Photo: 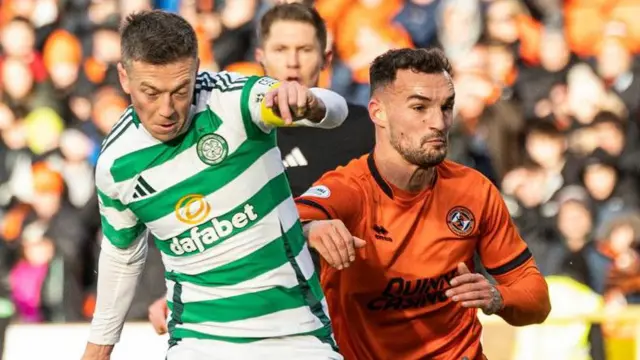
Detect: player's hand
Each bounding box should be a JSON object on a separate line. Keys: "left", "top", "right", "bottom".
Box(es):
{"left": 303, "top": 219, "right": 366, "bottom": 270}
{"left": 445, "top": 262, "right": 503, "bottom": 315}
{"left": 264, "top": 81, "right": 318, "bottom": 125}
{"left": 148, "top": 297, "right": 168, "bottom": 335}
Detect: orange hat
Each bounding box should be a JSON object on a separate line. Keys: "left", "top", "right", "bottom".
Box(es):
{"left": 32, "top": 162, "right": 64, "bottom": 194}
{"left": 42, "top": 29, "right": 82, "bottom": 71}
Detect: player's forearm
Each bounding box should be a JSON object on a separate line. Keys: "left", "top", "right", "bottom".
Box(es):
{"left": 81, "top": 343, "right": 113, "bottom": 360}
{"left": 88, "top": 236, "right": 147, "bottom": 345}
{"left": 295, "top": 88, "right": 348, "bottom": 129}
{"left": 494, "top": 259, "right": 551, "bottom": 326}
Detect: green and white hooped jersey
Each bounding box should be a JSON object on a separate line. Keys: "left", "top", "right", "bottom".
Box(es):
{"left": 95, "top": 71, "right": 335, "bottom": 348}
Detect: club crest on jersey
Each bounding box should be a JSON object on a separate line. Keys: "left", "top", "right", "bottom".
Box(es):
{"left": 446, "top": 206, "right": 475, "bottom": 237}
{"left": 197, "top": 133, "right": 228, "bottom": 165}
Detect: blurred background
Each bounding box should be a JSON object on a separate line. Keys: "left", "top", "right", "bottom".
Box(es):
{"left": 0, "top": 0, "right": 639, "bottom": 359}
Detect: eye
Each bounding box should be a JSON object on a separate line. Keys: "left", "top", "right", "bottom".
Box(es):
{"left": 412, "top": 105, "right": 425, "bottom": 112}
{"left": 174, "top": 90, "right": 189, "bottom": 98}
{"left": 442, "top": 104, "right": 454, "bottom": 112}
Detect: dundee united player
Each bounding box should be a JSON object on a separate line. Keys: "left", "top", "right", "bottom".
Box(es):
{"left": 147, "top": 3, "right": 375, "bottom": 335}
{"left": 295, "top": 48, "right": 551, "bottom": 360}
{"left": 82, "top": 10, "right": 347, "bottom": 360}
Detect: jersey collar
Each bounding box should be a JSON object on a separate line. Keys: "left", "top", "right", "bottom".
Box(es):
{"left": 367, "top": 151, "right": 394, "bottom": 199}
{"left": 367, "top": 151, "right": 439, "bottom": 201}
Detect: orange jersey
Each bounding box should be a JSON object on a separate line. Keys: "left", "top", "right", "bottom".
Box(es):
{"left": 295, "top": 153, "right": 550, "bottom": 360}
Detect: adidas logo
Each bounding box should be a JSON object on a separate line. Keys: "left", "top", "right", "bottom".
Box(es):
{"left": 132, "top": 176, "right": 156, "bottom": 199}
{"left": 373, "top": 225, "right": 392, "bottom": 242}
{"left": 282, "top": 147, "right": 308, "bottom": 168}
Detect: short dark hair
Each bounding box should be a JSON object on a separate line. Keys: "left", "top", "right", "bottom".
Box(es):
{"left": 258, "top": 3, "right": 327, "bottom": 52}
{"left": 369, "top": 48, "right": 453, "bottom": 96}
{"left": 120, "top": 10, "right": 198, "bottom": 67}
{"left": 525, "top": 120, "right": 564, "bottom": 140}
{"left": 592, "top": 110, "right": 624, "bottom": 131}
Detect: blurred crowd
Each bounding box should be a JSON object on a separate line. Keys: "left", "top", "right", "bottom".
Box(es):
{"left": 0, "top": 0, "right": 639, "bottom": 348}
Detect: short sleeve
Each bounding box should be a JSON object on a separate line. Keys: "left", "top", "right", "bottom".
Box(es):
{"left": 294, "top": 170, "right": 363, "bottom": 226}
{"left": 477, "top": 182, "right": 533, "bottom": 277}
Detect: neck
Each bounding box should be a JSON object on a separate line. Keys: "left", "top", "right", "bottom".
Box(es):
{"left": 373, "top": 143, "right": 437, "bottom": 194}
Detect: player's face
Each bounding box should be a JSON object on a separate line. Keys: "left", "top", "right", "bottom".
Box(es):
{"left": 118, "top": 57, "right": 198, "bottom": 142}
{"left": 372, "top": 70, "right": 455, "bottom": 168}
{"left": 255, "top": 20, "right": 329, "bottom": 88}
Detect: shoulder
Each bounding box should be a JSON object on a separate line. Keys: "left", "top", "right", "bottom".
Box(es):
{"left": 194, "top": 71, "right": 252, "bottom": 101}
{"left": 438, "top": 159, "right": 495, "bottom": 188}
{"left": 312, "top": 155, "right": 371, "bottom": 189}
{"left": 95, "top": 107, "right": 150, "bottom": 194}
{"left": 436, "top": 160, "right": 501, "bottom": 213}
{"left": 195, "top": 71, "right": 272, "bottom": 93}
{"left": 195, "top": 71, "right": 278, "bottom": 108}
{"left": 299, "top": 156, "right": 370, "bottom": 206}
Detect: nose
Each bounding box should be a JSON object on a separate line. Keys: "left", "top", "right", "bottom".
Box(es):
{"left": 286, "top": 49, "right": 300, "bottom": 68}
{"left": 428, "top": 108, "right": 448, "bottom": 131}
{"left": 158, "top": 93, "right": 175, "bottom": 119}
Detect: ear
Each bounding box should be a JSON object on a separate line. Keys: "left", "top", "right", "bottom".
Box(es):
{"left": 196, "top": 57, "right": 201, "bottom": 73}
{"left": 255, "top": 47, "right": 265, "bottom": 66}
{"left": 368, "top": 97, "right": 387, "bottom": 128}
{"left": 117, "top": 62, "right": 130, "bottom": 95}
{"left": 321, "top": 49, "right": 333, "bottom": 70}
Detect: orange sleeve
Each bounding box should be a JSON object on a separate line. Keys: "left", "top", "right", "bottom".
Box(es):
{"left": 477, "top": 183, "right": 551, "bottom": 326}
{"left": 294, "top": 170, "right": 363, "bottom": 227}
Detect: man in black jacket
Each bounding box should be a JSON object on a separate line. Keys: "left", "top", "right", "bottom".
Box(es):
{"left": 146, "top": 3, "right": 374, "bottom": 334}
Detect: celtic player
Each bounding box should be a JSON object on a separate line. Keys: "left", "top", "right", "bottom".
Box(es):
{"left": 81, "top": 10, "right": 347, "bottom": 360}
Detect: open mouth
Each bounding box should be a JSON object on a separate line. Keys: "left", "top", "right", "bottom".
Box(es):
{"left": 285, "top": 76, "right": 300, "bottom": 82}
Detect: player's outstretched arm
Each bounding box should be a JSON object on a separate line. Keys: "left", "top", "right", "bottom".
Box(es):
{"left": 476, "top": 183, "right": 551, "bottom": 326}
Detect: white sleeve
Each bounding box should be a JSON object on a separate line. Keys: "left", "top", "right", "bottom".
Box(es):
{"left": 87, "top": 231, "right": 148, "bottom": 345}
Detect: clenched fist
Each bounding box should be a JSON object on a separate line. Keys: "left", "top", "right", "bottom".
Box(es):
{"left": 263, "top": 81, "right": 322, "bottom": 125}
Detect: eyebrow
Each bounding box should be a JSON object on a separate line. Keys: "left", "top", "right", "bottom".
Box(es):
{"left": 407, "top": 94, "right": 431, "bottom": 102}
{"left": 406, "top": 94, "right": 456, "bottom": 104}
{"left": 141, "top": 79, "right": 191, "bottom": 93}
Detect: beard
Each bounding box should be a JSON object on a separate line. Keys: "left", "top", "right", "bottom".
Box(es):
{"left": 390, "top": 130, "right": 448, "bottom": 168}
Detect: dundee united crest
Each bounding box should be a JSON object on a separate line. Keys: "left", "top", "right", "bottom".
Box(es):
{"left": 446, "top": 206, "right": 475, "bottom": 237}
{"left": 197, "top": 133, "right": 228, "bottom": 165}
